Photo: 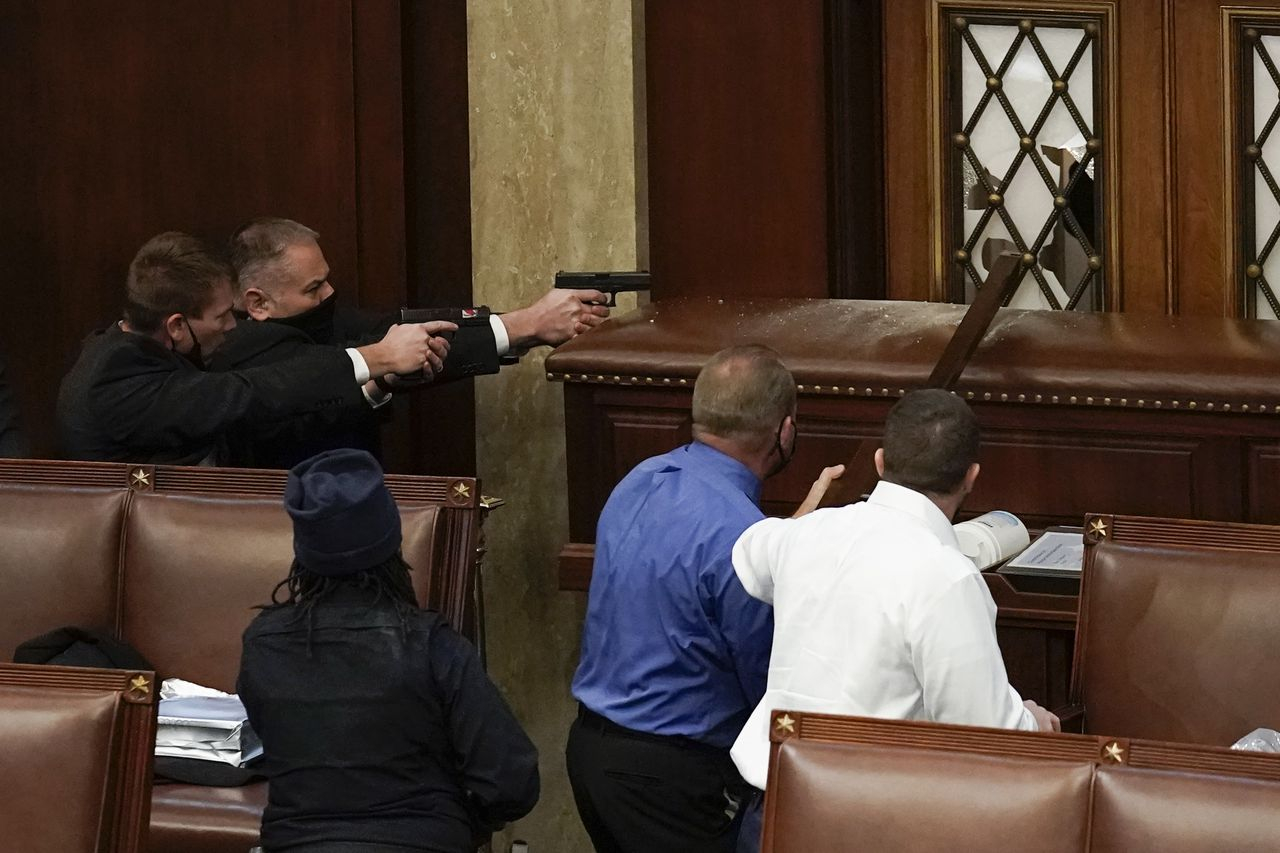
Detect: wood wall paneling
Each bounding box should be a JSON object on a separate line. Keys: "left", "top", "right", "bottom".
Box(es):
{"left": 996, "top": 623, "right": 1075, "bottom": 709}
{"left": 827, "top": 0, "right": 887, "bottom": 300}
{"left": 1115, "top": 0, "right": 1173, "bottom": 313}
{"left": 401, "top": 0, "right": 478, "bottom": 476}
{"left": 1245, "top": 440, "right": 1280, "bottom": 523}
{"left": 0, "top": 1, "right": 362, "bottom": 456}
{"left": 564, "top": 389, "right": 1280, "bottom": 550}
{"left": 882, "top": 0, "right": 941, "bottom": 301}
{"left": 0, "top": 0, "right": 475, "bottom": 473}
{"left": 644, "top": 0, "right": 830, "bottom": 299}
{"left": 1169, "top": 0, "right": 1246, "bottom": 317}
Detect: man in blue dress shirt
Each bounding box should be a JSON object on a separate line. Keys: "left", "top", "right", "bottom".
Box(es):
{"left": 567, "top": 345, "right": 842, "bottom": 853}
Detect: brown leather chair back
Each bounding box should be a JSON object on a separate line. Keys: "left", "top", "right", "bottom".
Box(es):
{"left": 120, "top": 491, "right": 445, "bottom": 692}
{"left": 764, "top": 739, "right": 1092, "bottom": 852}
{"left": 763, "top": 711, "right": 1280, "bottom": 853}
{"left": 0, "top": 484, "right": 127, "bottom": 659}
{"left": 1090, "top": 763, "right": 1280, "bottom": 852}
{"left": 0, "top": 662, "right": 157, "bottom": 853}
{"left": 1073, "top": 514, "right": 1280, "bottom": 745}
{"left": 761, "top": 713, "right": 1097, "bottom": 853}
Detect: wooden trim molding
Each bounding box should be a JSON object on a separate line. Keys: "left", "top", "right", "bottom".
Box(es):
{"left": 0, "top": 458, "right": 478, "bottom": 508}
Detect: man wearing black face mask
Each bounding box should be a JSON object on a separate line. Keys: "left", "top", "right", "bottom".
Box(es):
{"left": 57, "top": 232, "right": 450, "bottom": 465}
{"left": 211, "top": 217, "right": 612, "bottom": 468}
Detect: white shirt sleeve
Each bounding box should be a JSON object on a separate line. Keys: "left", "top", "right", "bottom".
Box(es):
{"left": 732, "top": 516, "right": 793, "bottom": 605}
{"left": 910, "top": 570, "right": 1037, "bottom": 731}
{"left": 490, "top": 314, "right": 511, "bottom": 356}
{"left": 361, "top": 382, "right": 392, "bottom": 409}
{"left": 345, "top": 347, "right": 372, "bottom": 385}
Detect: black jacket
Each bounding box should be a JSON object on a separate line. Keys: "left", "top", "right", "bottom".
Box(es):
{"left": 56, "top": 324, "right": 363, "bottom": 464}
{"left": 209, "top": 305, "right": 501, "bottom": 469}
{"left": 238, "top": 587, "right": 539, "bottom": 853}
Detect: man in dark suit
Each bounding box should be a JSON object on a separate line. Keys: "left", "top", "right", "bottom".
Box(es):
{"left": 57, "top": 232, "right": 451, "bottom": 465}
{"left": 211, "top": 217, "right": 611, "bottom": 468}
{"left": 0, "top": 354, "right": 29, "bottom": 458}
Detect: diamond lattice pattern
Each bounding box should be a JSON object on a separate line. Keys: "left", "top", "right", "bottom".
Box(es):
{"left": 1247, "top": 32, "right": 1280, "bottom": 320}
{"left": 953, "top": 18, "right": 1102, "bottom": 310}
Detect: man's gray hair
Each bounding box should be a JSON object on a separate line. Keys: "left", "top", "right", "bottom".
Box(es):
{"left": 227, "top": 217, "right": 319, "bottom": 293}
{"left": 692, "top": 345, "right": 796, "bottom": 443}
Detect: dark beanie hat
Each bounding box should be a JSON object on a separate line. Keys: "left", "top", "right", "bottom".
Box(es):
{"left": 285, "top": 449, "right": 402, "bottom": 577}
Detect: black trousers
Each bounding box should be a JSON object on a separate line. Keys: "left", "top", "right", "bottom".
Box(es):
{"left": 566, "top": 706, "right": 750, "bottom": 853}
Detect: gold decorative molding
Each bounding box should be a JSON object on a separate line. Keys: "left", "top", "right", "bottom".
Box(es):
{"left": 1102, "top": 739, "right": 1127, "bottom": 764}
{"left": 125, "top": 673, "right": 151, "bottom": 702}
{"left": 127, "top": 465, "right": 154, "bottom": 492}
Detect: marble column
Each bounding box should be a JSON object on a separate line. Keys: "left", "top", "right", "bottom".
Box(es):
{"left": 467, "top": 1, "right": 643, "bottom": 849}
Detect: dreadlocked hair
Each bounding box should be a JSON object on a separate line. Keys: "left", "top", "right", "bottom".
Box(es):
{"left": 259, "top": 552, "right": 421, "bottom": 650}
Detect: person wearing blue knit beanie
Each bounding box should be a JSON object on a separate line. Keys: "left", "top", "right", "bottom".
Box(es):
{"left": 238, "top": 448, "right": 539, "bottom": 853}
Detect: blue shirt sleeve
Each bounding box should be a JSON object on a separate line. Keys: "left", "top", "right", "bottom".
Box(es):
{"left": 701, "top": 529, "right": 773, "bottom": 710}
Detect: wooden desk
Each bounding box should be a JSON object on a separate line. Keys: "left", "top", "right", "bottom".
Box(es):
{"left": 547, "top": 297, "right": 1280, "bottom": 705}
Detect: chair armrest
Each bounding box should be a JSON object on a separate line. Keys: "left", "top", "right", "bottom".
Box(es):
{"left": 1053, "top": 703, "right": 1085, "bottom": 733}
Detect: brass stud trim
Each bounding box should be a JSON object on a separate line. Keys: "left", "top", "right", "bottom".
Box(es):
{"left": 544, "top": 373, "right": 1272, "bottom": 414}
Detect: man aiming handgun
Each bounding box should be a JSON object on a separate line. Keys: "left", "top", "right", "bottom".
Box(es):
{"left": 210, "top": 217, "right": 610, "bottom": 468}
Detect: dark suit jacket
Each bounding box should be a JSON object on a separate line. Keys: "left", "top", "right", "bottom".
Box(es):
{"left": 0, "top": 355, "right": 29, "bottom": 458}
{"left": 56, "top": 324, "right": 364, "bottom": 465}
{"left": 209, "top": 305, "right": 500, "bottom": 469}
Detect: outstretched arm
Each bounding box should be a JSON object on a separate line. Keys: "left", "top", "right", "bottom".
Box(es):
{"left": 498, "top": 288, "right": 611, "bottom": 350}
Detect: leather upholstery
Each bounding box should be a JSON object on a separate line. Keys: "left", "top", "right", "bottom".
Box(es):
{"left": 1076, "top": 537, "right": 1280, "bottom": 745}
{"left": 149, "top": 783, "right": 267, "bottom": 853}
{"left": 120, "top": 493, "right": 443, "bottom": 692}
{"left": 546, "top": 297, "right": 1280, "bottom": 409}
{"left": 0, "top": 462, "right": 469, "bottom": 853}
{"left": 763, "top": 712, "right": 1280, "bottom": 853}
{"left": 0, "top": 686, "right": 119, "bottom": 853}
{"left": 0, "top": 485, "right": 126, "bottom": 659}
{"left": 1091, "top": 765, "right": 1280, "bottom": 852}
{"left": 764, "top": 740, "right": 1092, "bottom": 853}
{"left": 0, "top": 663, "right": 156, "bottom": 853}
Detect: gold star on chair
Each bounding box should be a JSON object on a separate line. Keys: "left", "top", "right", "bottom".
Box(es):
{"left": 452, "top": 482, "right": 471, "bottom": 499}
{"left": 1088, "top": 518, "right": 1108, "bottom": 539}
{"left": 127, "top": 674, "right": 151, "bottom": 698}
{"left": 1102, "top": 741, "right": 1125, "bottom": 763}
{"left": 129, "top": 468, "right": 151, "bottom": 489}
{"left": 774, "top": 713, "right": 796, "bottom": 734}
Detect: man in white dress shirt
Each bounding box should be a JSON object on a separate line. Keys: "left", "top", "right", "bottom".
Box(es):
{"left": 729, "top": 389, "right": 1059, "bottom": 842}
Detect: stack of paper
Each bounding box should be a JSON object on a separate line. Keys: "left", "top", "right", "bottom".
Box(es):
{"left": 1005, "top": 530, "right": 1085, "bottom": 573}
{"left": 156, "top": 680, "right": 262, "bottom": 767}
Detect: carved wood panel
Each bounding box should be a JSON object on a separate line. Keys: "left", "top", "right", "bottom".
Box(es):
{"left": 1245, "top": 439, "right": 1280, "bottom": 522}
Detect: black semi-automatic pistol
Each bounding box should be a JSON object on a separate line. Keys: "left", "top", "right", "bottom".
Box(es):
{"left": 554, "top": 271, "right": 651, "bottom": 307}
